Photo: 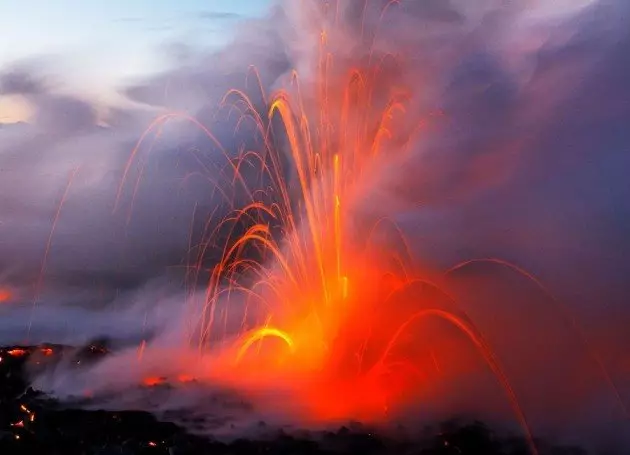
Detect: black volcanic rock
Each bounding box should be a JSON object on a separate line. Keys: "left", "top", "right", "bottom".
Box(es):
{"left": 0, "top": 345, "right": 594, "bottom": 454}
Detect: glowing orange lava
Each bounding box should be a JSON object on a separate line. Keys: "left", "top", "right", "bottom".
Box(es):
{"left": 143, "top": 377, "right": 167, "bottom": 387}
{"left": 177, "top": 374, "right": 196, "bottom": 384}
{"left": 0, "top": 288, "right": 11, "bottom": 303}
{"left": 236, "top": 327, "right": 295, "bottom": 363}
{"left": 7, "top": 349, "right": 28, "bottom": 357}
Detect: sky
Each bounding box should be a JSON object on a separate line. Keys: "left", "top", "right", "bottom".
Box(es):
{"left": 0, "top": 0, "right": 595, "bottom": 121}
{"left": 0, "top": 0, "right": 270, "bottom": 120}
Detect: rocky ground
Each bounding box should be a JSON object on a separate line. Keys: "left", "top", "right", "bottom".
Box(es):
{"left": 0, "top": 344, "right": 589, "bottom": 454}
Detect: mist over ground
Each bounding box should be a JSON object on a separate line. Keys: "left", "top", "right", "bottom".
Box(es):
{"left": 1, "top": 0, "right": 629, "bottom": 452}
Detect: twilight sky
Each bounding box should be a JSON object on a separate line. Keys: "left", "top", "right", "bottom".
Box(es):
{"left": 0, "top": 0, "right": 270, "bottom": 120}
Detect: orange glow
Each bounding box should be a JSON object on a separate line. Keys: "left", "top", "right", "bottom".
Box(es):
{"left": 143, "top": 377, "right": 166, "bottom": 387}
{"left": 177, "top": 374, "right": 195, "bottom": 383}
{"left": 0, "top": 95, "right": 32, "bottom": 123}
{"left": 7, "top": 349, "right": 27, "bottom": 357}
{"left": 0, "top": 288, "right": 11, "bottom": 303}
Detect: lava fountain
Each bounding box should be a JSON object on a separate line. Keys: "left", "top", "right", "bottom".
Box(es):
{"left": 114, "top": 0, "right": 537, "bottom": 446}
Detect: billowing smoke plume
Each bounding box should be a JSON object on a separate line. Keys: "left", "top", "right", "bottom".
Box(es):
{"left": 1, "top": 0, "right": 629, "bottom": 451}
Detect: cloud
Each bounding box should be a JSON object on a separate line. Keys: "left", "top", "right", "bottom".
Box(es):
{"left": 0, "top": 6, "right": 297, "bottom": 306}
{"left": 197, "top": 11, "right": 243, "bottom": 21}
{"left": 0, "top": 66, "right": 47, "bottom": 96}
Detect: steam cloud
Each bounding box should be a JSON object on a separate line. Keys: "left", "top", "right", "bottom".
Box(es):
{"left": 1, "top": 0, "right": 629, "bottom": 451}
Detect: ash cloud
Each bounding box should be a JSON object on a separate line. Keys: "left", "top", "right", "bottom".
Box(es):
{"left": 0, "top": 0, "right": 629, "bottom": 450}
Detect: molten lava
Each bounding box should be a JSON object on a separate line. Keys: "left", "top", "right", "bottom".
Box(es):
{"left": 0, "top": 287, "right": 11, "bottom": 303}
{"left": 7, "top": 349, "right": 28, "bottom": 357}
{"left": 143, "top": 377, "right": 167, "bottom": 387}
